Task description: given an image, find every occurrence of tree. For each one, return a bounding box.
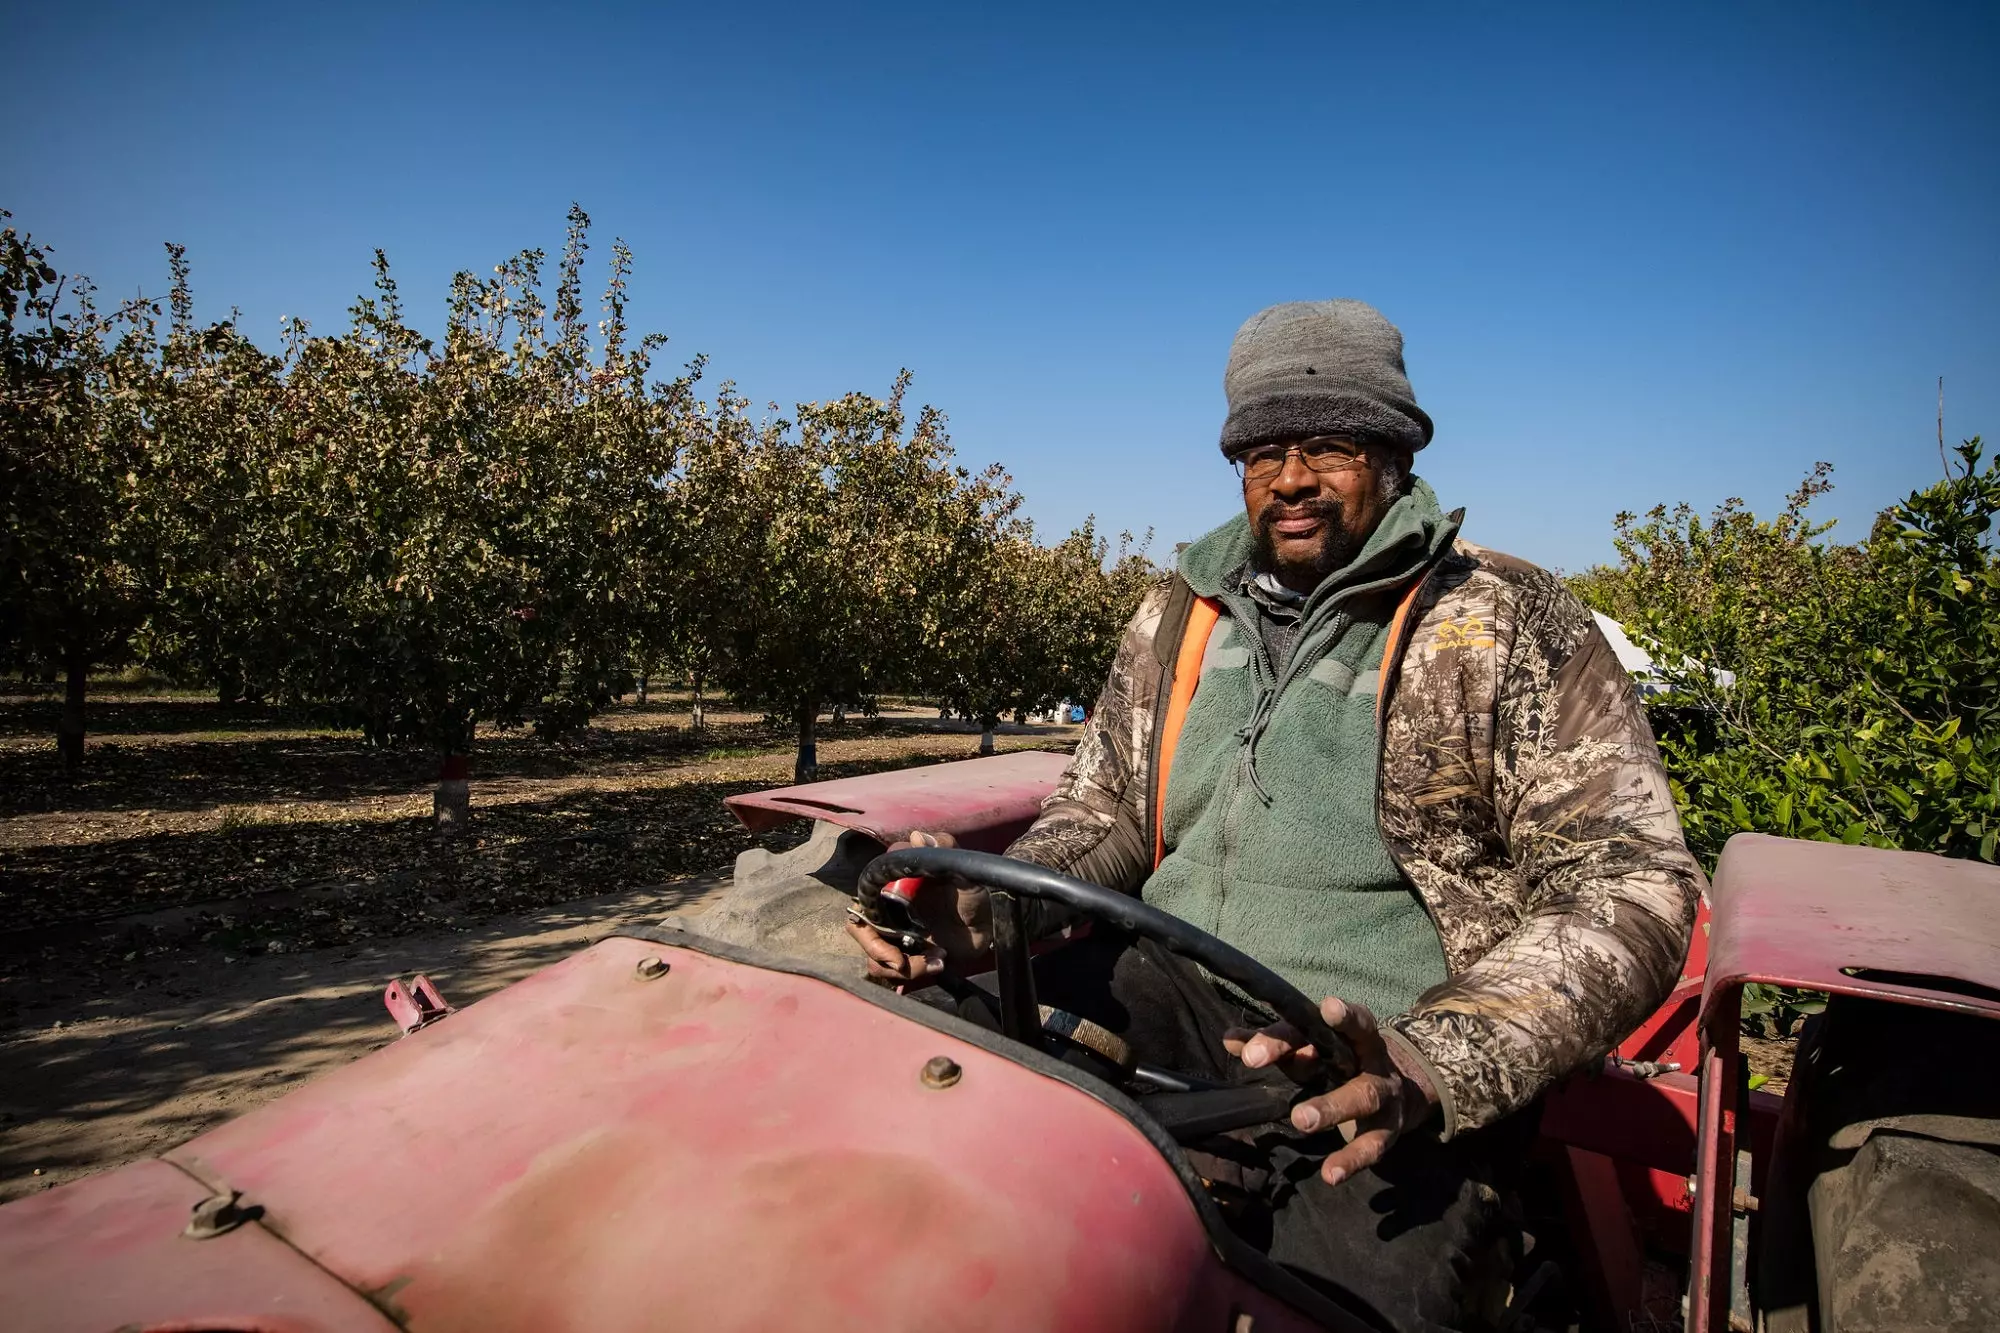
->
[928,519,1157,753]
[0,213,162,772]
[142,245,290,706]
[1576,441,1999,867]
[720,376,1018,782]
[254,208,693,829]
[654,385,756,733]
[1042,521,1159,708]
[930,533,1049,753]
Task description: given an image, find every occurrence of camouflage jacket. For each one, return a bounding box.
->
[1007,538,1705,1137]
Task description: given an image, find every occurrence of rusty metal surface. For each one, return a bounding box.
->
[724,750,1068,851]
[1706,833,2000,1018]
[1688,1027,1740,1333]
[0,1158,396,1333]
[153,934,1322,1332]
[1690,834,2000,1333]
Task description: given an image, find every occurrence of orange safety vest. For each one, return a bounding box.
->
[1149,577,1431,869]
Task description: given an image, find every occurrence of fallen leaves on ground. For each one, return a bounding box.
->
[0,696,1075,1020]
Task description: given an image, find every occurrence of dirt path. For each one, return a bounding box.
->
[0,870,735,1204]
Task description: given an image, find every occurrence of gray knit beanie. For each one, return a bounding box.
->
[1219,300,1434,457]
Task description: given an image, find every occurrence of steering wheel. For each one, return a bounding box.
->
[856,845,1356,1084]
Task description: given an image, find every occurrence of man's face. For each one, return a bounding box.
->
[1239,438,1404,592]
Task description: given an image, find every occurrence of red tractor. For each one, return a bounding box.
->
[4,751,1997,1332]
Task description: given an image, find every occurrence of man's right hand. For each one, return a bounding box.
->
[843,830,993,984]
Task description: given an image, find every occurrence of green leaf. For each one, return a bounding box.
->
[1834,742,1863,785]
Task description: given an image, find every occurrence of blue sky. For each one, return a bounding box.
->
[7,1,1996,572]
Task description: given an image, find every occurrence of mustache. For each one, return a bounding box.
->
[1256,495,1345,528]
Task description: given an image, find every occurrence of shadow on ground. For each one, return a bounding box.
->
[0,698,1073,819]
[0,758,954,946]
[0,705,781,818]
[0,696,319,741]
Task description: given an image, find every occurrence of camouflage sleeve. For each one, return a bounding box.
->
[1391,583,1705,1137]
[1003,585,1166,913]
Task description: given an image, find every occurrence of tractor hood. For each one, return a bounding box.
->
[0,928,1336,1332]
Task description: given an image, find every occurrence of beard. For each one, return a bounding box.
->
[1250,494,1363,588]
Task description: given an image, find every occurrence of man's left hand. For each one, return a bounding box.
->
[1223,997,1439,1188]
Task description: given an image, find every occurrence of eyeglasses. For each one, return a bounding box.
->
[1231,436,1366,483]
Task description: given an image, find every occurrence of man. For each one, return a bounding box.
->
[848,300,1703,1330]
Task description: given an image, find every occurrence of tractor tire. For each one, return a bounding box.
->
[1758,996,2000,1332]
[1810,1131,2000,1331]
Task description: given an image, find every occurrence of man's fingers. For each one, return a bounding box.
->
[842,920,938,982]
[1222,1021,1317,1071]
[1244,1034,1320,1070]
[1288,1074,1393,1134]
[889,832,980,937]
[843,919,901,965]
[1319,1126,1394,1188]
[1321,996,1389,1067]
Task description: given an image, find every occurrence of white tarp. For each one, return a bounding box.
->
[1592,611,1658,676]
[1591,610,1735,697]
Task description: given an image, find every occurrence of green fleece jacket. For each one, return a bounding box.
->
[1144,482,1458,1016]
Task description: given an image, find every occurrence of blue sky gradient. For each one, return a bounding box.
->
[7,1,1996,571]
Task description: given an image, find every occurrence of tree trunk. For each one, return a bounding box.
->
[58,654,87,775]
[691,672,705,733]
[794,704,819,784]
[636,671,649,705]
[434,752,471,835]
[979,715,998,757]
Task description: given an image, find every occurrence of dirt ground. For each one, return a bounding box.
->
[1741,1030,1798,1096]
[0,695,1058,941]
[0,693,1076,1203]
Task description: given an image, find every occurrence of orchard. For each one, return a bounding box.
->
[0,208,1156,824]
